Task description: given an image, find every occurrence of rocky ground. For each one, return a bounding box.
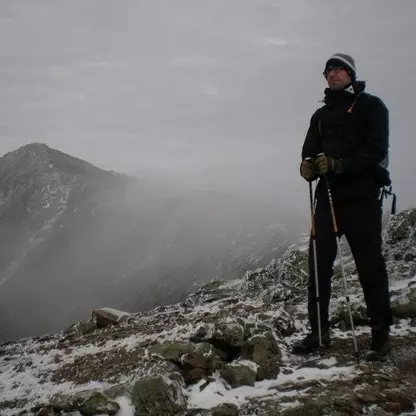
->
[0,208,415,416]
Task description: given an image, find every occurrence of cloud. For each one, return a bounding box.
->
[172,55,217,68]
[253,37,290,47]
[200,83,220,96]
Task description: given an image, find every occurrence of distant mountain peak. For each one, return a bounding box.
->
[12,142,51,155]
[1,143,94,175]
[10,143,52,153]
[0,143,126,184]
[3,142,65,163]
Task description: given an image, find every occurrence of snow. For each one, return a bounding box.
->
[391,319,416,336]
[0,181,70,288]
[231,359,258,371]
[318,356,337,367]
[114,396,135,416]
[390,275,416,292]
[186,364,360,410]
[0,337,115,406]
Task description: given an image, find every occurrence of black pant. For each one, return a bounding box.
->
[308,190,393,332]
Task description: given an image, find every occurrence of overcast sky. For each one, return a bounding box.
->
[0,0,415,211]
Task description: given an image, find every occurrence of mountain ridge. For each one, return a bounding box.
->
[0,143,298,341]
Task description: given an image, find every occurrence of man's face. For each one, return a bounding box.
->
[324,65,352,90]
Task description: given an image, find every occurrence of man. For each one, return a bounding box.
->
[293,53,393,361]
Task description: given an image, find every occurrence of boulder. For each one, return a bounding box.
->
[220,362,257,388]
[148,341,191,362]
[92,307,130,328]
[50,391,119,415]
[131,375,186,416]
[240,332,281,381]
[391,286,416,318]
[212,403,239,416]
[78,392,120,416]
[191,322,245,360]
[148,341,226,384]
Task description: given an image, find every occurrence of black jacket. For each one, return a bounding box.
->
[302,81,390,200]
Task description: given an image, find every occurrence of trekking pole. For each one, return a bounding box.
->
[307,174,322,349]
[323,174,360,363]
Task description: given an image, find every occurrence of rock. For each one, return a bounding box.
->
[271,249,309,290]
[391,286,416,318]
[149,341,226,384]
[104,382,133,399]
[183,279,242,307]
[387,209,416,243]
[92,308,130,328]
[182,343,225,383]
[193,322,245,348]
[168,372,185,385]
[244,322,271,340]
[220,362,257,388]
[186,368,208,384]
[50,391,119,416]
[190,325,211,343]
[65,319,97,336]
[404,252,416,262]
[190,322,245,360]
[240,332,282,381]
[186,409,211,416]
[281,368,293,375]
[50,392,78,412]
[331,393,362,414]
[78,392,120,416]
[212,402,239,416]
[270,314,296,337]
[383,391,415,413]
[357,389,384,406]
[131,375,186,416]
[269,379,327,403]
[184,343,225,371]
[381,402,402,413]
[148,341,191,362]
[366,408,391,416]
[331,303,370,327]
[36,407,55,416]
[212,322,245,350]
[281,402,326,416]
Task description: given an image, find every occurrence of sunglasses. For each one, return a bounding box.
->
[323,65,346,77]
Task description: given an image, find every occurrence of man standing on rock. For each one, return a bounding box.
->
[293,53,393,361]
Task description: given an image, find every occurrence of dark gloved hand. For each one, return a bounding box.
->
[300,158,318,182]
[315,154,341,176]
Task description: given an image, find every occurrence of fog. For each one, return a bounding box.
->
[0,147,300,340]
[0,0,415,213]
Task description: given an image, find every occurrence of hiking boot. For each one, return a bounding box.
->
[366,327,391,362]
[291,330,330,355]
